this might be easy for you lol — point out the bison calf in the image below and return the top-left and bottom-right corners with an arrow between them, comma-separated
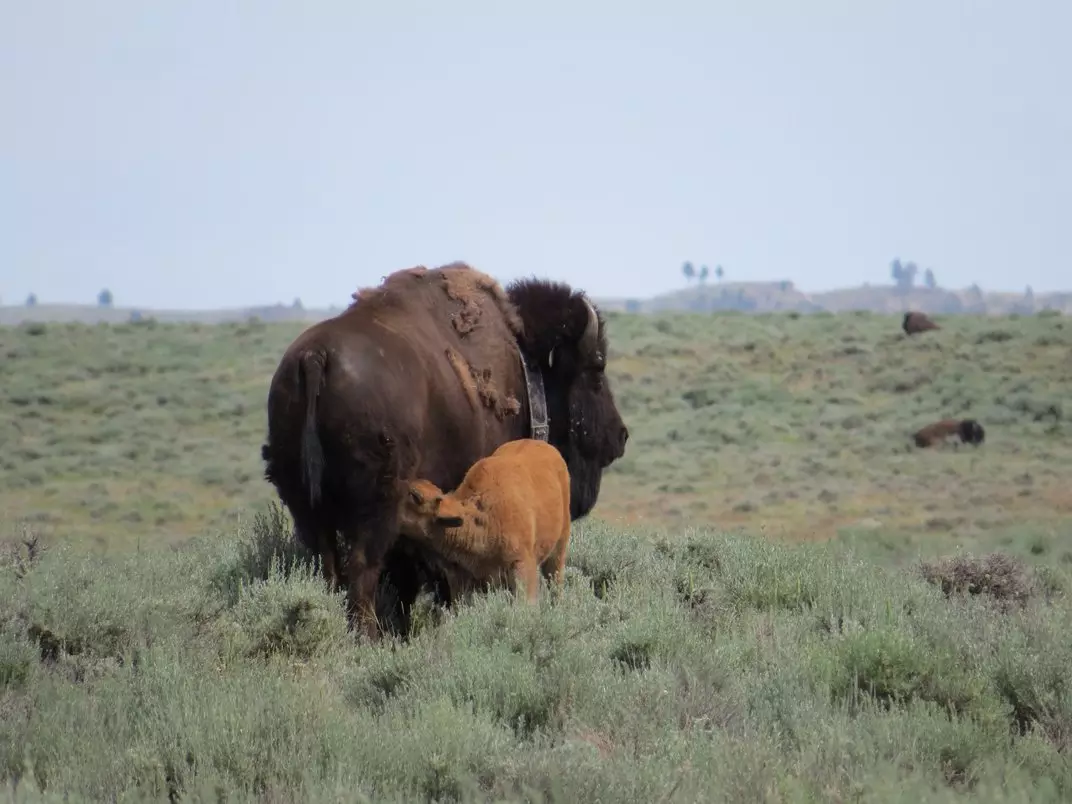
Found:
397,438 -> 571,603
913,418 -> 986,448
903,311 -> 940,335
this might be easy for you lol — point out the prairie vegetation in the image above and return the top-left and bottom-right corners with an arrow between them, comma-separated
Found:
2,309 -> 1071,801
3,310 -> 1069,558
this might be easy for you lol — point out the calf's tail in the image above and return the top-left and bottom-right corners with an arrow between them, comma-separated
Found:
299,351 -> 327,507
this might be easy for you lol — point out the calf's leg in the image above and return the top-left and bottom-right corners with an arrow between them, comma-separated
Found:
540,525 -> 571,592
510,557 -> 542,604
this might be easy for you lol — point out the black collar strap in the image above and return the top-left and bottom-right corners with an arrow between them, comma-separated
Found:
519,347 -> 549,441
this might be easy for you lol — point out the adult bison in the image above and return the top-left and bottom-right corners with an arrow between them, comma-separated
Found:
903,311 -> 940,335
913,418 -> 986,448
261,262 -> 629,638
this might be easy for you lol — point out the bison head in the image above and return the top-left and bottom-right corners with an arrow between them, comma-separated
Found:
506,279 -> 629,520
959,419 -> 986,446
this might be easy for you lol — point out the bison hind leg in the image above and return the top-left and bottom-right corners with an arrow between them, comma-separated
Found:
509,558 -> 542,604
290,510 -> 345,592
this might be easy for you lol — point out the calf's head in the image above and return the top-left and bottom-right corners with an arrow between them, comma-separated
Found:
398,480 -> 465,538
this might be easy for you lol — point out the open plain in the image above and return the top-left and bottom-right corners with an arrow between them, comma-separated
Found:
2,310 -> 1071,802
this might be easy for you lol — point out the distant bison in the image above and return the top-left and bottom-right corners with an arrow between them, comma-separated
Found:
903,311 -> 940,335
913,418 -> 986,448
397,439 -> 571,604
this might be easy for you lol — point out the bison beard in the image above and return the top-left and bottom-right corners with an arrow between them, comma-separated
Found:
261,263 -> 628,639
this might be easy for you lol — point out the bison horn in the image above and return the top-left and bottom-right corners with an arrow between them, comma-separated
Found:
579,296 -> 600,362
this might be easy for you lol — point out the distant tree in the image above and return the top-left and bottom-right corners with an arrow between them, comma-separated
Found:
891,258 -> 917,292
26,293 -> 37,307
682,261 -> 695,283
924,268 -> 937,289
97,288 -> 114,307
715,265 -> 724,281
292,297 -> 303,310
780,280 -> 792,292
698,265 -> 709,284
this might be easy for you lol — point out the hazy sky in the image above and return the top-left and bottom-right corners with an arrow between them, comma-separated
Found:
3,1 -> 1068,309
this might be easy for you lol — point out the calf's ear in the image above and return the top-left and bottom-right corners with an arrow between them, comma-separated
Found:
434,497 -> 465,528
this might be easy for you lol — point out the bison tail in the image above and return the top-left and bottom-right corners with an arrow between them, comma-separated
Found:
299,351 -> 327,508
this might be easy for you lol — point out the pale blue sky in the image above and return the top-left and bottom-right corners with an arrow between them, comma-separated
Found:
2,0 -> 1068,309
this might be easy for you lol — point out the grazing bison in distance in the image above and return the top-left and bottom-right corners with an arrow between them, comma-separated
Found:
397,438 -> 572,604
903,311 -> 941,335
913,418 -> 986,448
261,262 -> 628,638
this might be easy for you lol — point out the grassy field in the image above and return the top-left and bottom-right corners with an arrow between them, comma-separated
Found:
2,310 -> 1070,559
2,309 -> 1072,801
3,509 -> 1071,801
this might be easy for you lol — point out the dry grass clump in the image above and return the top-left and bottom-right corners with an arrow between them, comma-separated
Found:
0,528 -> 44,580
919,552 -> 1040,609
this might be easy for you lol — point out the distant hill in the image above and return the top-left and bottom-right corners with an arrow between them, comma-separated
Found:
600,281 -> 1069,317
0,301 -> 340,327
1,281 -> 1066,326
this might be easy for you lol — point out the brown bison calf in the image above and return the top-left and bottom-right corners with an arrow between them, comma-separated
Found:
913,418 -> 986,448
397,438 -> 571,603
903,311 -> 940,335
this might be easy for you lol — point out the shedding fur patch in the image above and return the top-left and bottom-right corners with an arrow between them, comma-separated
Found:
470,365 -> 521,420
440,262 -> 524,338
444,348 -> 521,421
445,349 -> 481,412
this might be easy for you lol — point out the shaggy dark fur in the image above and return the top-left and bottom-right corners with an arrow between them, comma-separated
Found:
913,418 -> 986,448
261,263 -> 628,639
903,311 -> 941,335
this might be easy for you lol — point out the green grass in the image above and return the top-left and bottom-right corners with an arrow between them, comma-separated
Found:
3,513 -> 1072,802
3,309 -> 1072,801
3,311 -> 1071,557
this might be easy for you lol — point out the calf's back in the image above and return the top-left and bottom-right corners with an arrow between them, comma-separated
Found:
458,439 -> 570,559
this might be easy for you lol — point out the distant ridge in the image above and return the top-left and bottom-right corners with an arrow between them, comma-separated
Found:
2,281 -> 1066,326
